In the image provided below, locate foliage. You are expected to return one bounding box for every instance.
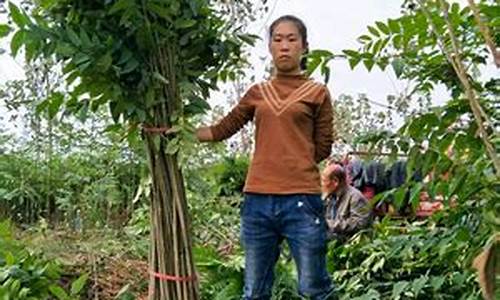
[329,204,488,299]
[0,55,146,226]
[305,1,499,298]
[335,1,499,298]
[3,0,258,131]
[341,0,499,223]
[341,1,498,98]
[207,154,249,196]
[0,129,145,226]
[0,0,498,298]
[0,220,88,300]
[330,93,432,148]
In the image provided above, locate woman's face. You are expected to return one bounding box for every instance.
[269,21,305,74]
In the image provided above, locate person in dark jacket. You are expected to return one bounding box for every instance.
[321,163,373,242]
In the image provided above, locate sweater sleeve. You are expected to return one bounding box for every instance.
[209,85,257,142]
[313,87,334,163]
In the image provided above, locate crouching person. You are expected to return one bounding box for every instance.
[321,162,373,242]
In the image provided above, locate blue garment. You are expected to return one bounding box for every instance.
[241,193,335,300]
[329,195,337,219]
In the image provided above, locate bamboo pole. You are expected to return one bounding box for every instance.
[145,39,199,300]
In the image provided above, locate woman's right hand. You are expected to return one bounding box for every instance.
[196,127,213,142]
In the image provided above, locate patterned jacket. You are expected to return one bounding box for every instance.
[324,185,372,241]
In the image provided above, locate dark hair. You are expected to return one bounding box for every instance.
[269,15,309,70]
[328,164,347,185]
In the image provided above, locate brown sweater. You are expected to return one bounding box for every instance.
[210,73,334,194]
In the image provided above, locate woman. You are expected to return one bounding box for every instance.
[196,15,335,300]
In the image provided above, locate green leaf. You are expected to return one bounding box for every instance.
[153,72,170,84]
[392,281,409,299]
[67,28,81,47]
[10,30,26,57]
[117,49,133,66]
[306,56,321,75]
[70,273,88,295]
[430,276,445,291]
[8,2,30,28]
[97,53,113,71]
[388,19,401,33]
[367,25,380,37]
[238,34,259,46]
[109,101,121,123]
[310,49,333,57]
[372,39,383,55]
[166,136,180,154]
[109,0,133,14]
[79,28,92,48]
[438,132,455,154]
[356,289,381,300]
[363,59,375,71]
[342,49,360,58]
[146,2,173,23]
[48,93,64,119]
[0,24,11,38]
[391,58,404,78]
[5,252,15,265]
[409,182,423,209]
[104,123,122,133]
[376,21,390,35]
[412,276,428,296]
[372,256,385,272]
[358,34,372,42]
[393,187,407,210]
[40,0,58,9]
[449,172,468,198]
[348,57,361,69]
[76,99,90,121]
[185,96,210,116]
[49,285,69,300]
[393,34,402,49]
[56,42,74,56]
[176,19,197,29]
[121,58,139,74]
[35,99,50,116]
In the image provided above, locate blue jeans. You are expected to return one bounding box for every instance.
[240,193,334,300]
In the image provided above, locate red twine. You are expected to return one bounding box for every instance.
[150,271,197,282]
[142,126,171,133]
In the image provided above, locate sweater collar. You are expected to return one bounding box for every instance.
[273,71,307,80]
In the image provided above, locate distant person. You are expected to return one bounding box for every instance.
[321,163,372,242]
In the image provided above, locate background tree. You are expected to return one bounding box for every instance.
[335,0,499,297]
[1,0,261,298]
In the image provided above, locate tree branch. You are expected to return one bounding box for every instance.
[418,0,500,177]
[467,0,500,68]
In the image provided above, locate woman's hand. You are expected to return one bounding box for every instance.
[195,127,213,142]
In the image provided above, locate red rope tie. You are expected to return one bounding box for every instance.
[142,126,171,133]
[150,271,197,282]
